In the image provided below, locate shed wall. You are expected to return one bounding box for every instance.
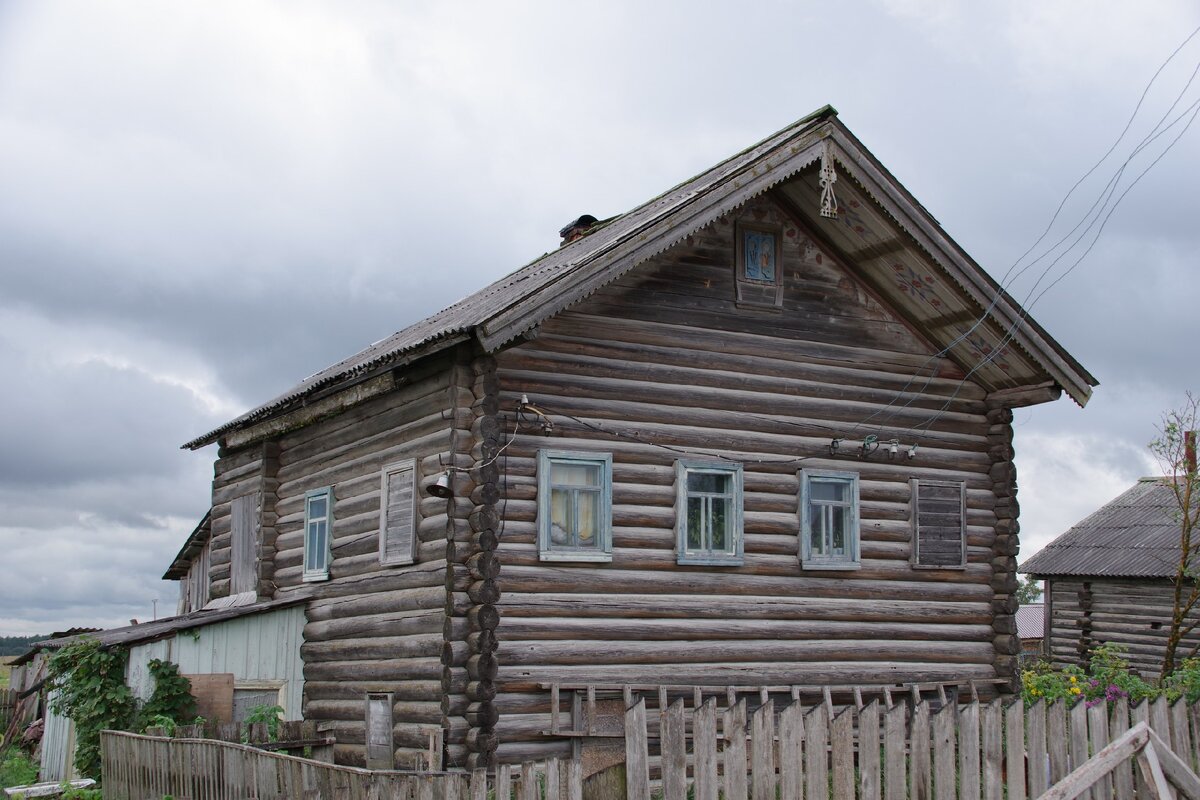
[1046,577,1200,676]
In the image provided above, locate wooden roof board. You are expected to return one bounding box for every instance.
[1020,478,1190,578]
[184,105,1096,450]
[162,511,211,579]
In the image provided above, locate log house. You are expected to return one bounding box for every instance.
[167,106,1096,769]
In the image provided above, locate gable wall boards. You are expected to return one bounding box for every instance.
[489,197,1004,764]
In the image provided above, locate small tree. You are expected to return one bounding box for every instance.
[1149,393,1200,680]
[1015,574,1043,604]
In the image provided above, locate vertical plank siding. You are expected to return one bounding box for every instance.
[491,199,1002,761]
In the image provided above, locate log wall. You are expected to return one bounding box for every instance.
[490,197,1006,763]
[1046,577,1200,677]
[211,354,461,768]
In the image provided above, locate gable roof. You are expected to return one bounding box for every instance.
[1021,478,1188,578]
[184,106,1096,450]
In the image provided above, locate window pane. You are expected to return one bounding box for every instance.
[830,507,846,555]
[687,497,703,550]
[577,490,598,547]
[552,463,600,487]
[711,497,728,551]
[550,488,572,546]
[687,472,729,494]
[308,495,327,519]
[307,521,326,570]
[810,503,826,555]
[809,480,845,502]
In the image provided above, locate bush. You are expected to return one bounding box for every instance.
[0,747,39,788]
[1022,642,1174,707]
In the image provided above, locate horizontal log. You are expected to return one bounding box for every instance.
[303,657,444,682]
[304,609,444,641]
[301,680,443,702]
[495,660,998,692]
[494,617,993,643]
[301,633,443,662]
[497,638,993,667]
[306,582,448,620]
[498,592,990,623]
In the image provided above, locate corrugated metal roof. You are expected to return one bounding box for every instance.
[183,104,1096,450]
[25,595,309,654]
[1016,603,1044,639]
[1020,478,1191,578]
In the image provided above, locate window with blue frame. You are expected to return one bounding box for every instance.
[304,487,334,581]
[537,451,612,562]
[799,469,860,569]
[676,460,743,566]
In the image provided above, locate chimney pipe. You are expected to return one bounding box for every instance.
[1187,430,1196,476]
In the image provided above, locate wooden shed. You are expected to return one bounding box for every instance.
[1022,477,1200,677]
[172,105,1096,769]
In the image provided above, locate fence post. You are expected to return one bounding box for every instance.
[932,701,956,800]
[625,696,651,800]
[695,698,720,800]
[724,698,749,800]
[911,700,932,800]
[982,699,1003,800]
[884,701,908,800]
[830,707,854,800]
[779,700,804,800]
[803,703,829,800]
[861,700,882,800]
[1005,699,1026,800]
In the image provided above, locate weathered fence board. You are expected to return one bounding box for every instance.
[100,730,581,800]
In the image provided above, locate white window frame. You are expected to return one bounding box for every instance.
[303,487,334,582]
[232,679,287,723]
[380,460,418,566]
[537,450,613,562]
[675,460,744,566]
[799,468,860,570]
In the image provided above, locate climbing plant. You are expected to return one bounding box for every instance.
[137,659,197,730]
[46,638,137,778]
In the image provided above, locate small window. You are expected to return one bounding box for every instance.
[304,487,334,581]
[537,451,612,562]
[911,479,966,569]
[800,469,860,569]
[380,460,417,566]
[735,220,784,309]
[675,461,743,565]
[365,693,394,770]
[232,682,284,724]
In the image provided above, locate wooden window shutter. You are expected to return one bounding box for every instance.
[365,693,394,770]
[230,494,258,595]
[911,479,966,569]
[380,460,417,565]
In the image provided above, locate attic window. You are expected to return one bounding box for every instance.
[735,221,784,309]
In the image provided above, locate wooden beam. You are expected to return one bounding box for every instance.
[985,382,1062,410]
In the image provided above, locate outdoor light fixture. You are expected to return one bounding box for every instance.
[428,471,454,499]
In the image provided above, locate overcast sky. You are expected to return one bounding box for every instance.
[1,1,1198,635]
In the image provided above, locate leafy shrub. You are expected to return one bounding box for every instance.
[1022,642,1173,707]
[0,746,39,787]
[46,638,137,779]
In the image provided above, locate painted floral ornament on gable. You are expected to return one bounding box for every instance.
[893,263,942,309]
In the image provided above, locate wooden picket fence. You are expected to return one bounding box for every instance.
[100,730,583,799]
[620,693,1200,800]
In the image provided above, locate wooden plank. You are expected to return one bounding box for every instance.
[932,702,956,800]
[496,764,512,800]
[779,700,804,800]
[910,700,931,800]
[1070,701,1092,800]
[546,758,561,800]
[1005,699,1027,800]
[1172,701,1193,766]
[861,700,882,800]
[804,705,829,800]
[625,697,650,800]
[959,700,981,800]
[981,699,1002,800]
[1039,723,1151,800]
[1135,701,1153,800]
[1151,698,1178,800]
[1049,699,1070,787]
[751,699,776,800]
[695,698,720,800]
[1147,727,1200,800]
[568,758,583,800]
[1089,701,1113,800]
[724,699,748,800]
[663,699,688,800]
[521,762,538,800]
[884,702,907,800]
[1109,698,1133,800]
[831,707,855,800]
[1137,743,1173,800]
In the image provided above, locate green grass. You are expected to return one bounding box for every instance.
[0,656,14,689]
